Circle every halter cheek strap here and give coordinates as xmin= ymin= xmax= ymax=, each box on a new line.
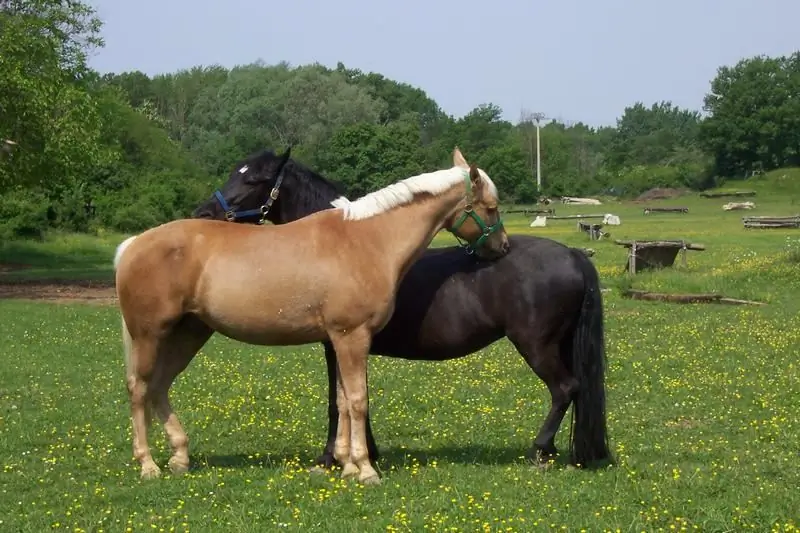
xmin=214 ymin=166 xmax=286 ymax=224
xmin=446 ymin=172 xmax=504 ymax=254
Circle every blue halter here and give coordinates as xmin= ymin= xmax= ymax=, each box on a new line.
xmin=214 ymin=166 xmax=286 ymax=224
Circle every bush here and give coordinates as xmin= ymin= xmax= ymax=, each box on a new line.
xmin=0 ymin=189 xmax=51 ymax=240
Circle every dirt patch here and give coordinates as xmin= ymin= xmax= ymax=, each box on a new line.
xmin=0 ymin=279 xmax=117 ymax=305
xmin=0 ymin=263 xmax=34 ymax=273
xmin=635 ymin=187 xmax=690 ymax=202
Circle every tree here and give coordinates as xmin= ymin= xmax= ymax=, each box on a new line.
xmin=700 ymin=53 xmax=800 ymax=177
xmin=184 ymin=63 xmax=386 ymax=176
xmin=606 ymin=101 xmax=702 ymax=170
xmin=0 ymin=0 xmax=114 ymax=190
xmin=316 ymin=114 xmax=425 ymax=197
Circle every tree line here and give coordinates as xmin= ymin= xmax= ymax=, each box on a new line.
xmin=2 ymin=0 xmax=799 ymax=239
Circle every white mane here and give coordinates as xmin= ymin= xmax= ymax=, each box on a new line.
xmin=330 ymin=166 xmax=498 ymax=221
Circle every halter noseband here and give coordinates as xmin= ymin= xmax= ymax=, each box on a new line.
xmin=447 ymin=171 xmax=504 ymax=255
xmin=214 ymin=166 xmax=287 ymax=224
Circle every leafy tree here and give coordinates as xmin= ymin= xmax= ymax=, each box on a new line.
xmin=0 ymin=0 xmax=115 ymax=190
xmin=184 ymin=63 xmax=386 ymax=176
xmin=700 ymin=53 xmax=800 ymax=177
xmin=316 ymin=114 xmax=425 ymax=197
xmin=606 ymin=101 xmax=703 ymax=170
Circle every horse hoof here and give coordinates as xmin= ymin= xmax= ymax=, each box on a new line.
xmin=359 ymin=473 xmax=381 ymax=486
xmin=341 ymin=463 xmax=359 ymax=479
xmin=314 ymin=455 xmax=337 ymax=470
xmin=140 ymin=463 xmax=162 ymax=480
xmin=168 ymin=456 xmax=189 ymax=475
xmin=309 ymin=465 xmax=329 ymax=476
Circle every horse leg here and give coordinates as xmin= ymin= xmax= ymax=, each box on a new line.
xmin=315 ymin=341 xmax=341 ymax=469
xmin=511 ymin=338 xmax=579 ymax=464
xmin=329 ymin=326 xmax=380 ymax=485
xmin=150 ymin=316 xmax=212 ymax=475
xmin=126 ymin=335 xmax=161 ymax=479
xmin=332 ymin=367 xmax=351 ymax=469
xmin=316 ymin=341 xmax=380 ymax=469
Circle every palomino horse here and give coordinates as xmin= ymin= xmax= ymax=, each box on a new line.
xmin=194 ymin=148 xmax=613 ymax=469
xmin=113 ymin=147 xmax=509 ymax=484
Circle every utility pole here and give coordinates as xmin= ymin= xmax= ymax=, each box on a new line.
xmin=531 ymin=112 xmax=546 ymax=193
xmin=519 ymin=110 xmax=548 ymax=193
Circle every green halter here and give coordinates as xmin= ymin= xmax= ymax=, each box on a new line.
xmin=447 ymin=171 xmax=504 ymax=254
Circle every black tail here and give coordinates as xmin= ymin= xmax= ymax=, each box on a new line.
xmin=567 ymin=248 xmax=612 ymax=467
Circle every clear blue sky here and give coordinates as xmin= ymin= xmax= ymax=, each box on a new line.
xmin=87 ymin=0 xmax=798 ymax=127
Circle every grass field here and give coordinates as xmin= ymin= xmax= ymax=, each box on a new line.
xmin=1 ymin=171 xmax=799 ymax=532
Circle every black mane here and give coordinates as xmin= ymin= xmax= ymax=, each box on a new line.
xmin=279 ymin=156 xmax=346 ymax=222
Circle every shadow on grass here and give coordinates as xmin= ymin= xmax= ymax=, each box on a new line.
xmin=190 ymin=443 xmax=588 ymax=472
xmin=189 ymin=451 xmax=317 ymax=471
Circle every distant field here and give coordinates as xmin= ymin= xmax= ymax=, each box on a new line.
xmin=1 ymin=173 xmax=799 ymax=531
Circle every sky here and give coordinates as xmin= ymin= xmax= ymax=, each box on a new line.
xmin=86 ymin=0 xmax=799 ymax=127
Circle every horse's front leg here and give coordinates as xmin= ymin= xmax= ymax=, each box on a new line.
xmin=316 ymin=341 xmax=381 ymax=469
xmin=329 ymin=326 xmax=380 ymax=485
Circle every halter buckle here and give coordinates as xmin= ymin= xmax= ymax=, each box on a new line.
xmin=225 ymin=210 xmax=236 ymax=222
xmin=269 ymin=188 xmax=280 ymax=201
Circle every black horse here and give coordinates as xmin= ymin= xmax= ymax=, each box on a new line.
xmin=193 ymin=147 xmax=612 ymax=468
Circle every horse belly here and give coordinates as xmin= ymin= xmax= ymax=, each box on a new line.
xmin=198 ymin=309 xmax=325 ymax=346
xmin=196 ymin=282 xmax=327 ymax=346
xmin=372 ymin=288 xmax=503 ymax=360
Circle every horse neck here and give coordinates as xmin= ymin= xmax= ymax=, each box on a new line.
xmin=275 ymin=178 xmax=341 ymax=224
xmin=362 ymin=184 xmax=466 ymax=283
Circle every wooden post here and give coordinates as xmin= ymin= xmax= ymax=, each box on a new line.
xmin=680 ymin=240 xmax=687 ymax=268
xmin=629 ymin=241 xmax=637 ymax=275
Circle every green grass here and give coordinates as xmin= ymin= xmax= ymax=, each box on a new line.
xmin=1 ymin=172 xmax=800 ymax=531
xmin=0 ymin=230 xmax=123 ymax=282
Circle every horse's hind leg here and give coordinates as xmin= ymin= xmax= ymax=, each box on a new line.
xmin=150 ymin=316 xmax=213 ymax=475
xmin=510 ymin=337 xmax=578 ymax=464
xmin=126 ymin=335 xmax=162 ymax=479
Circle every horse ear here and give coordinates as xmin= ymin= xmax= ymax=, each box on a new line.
xmin=453 ymin=146 xmax=469 ymax=169
xmin=469 ymin=164 xmax=482 ymax=189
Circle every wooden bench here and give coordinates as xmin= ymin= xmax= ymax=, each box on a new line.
xmin=614 ymin=239 xmax=706 ymax=274
xmin=577 ymin=221 xmax=608 ymax=241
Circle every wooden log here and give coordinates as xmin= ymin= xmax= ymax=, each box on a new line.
xmin=718 ymin=297 xmax=768 ymax=306
xmin=744 ymin=221 xmax=800 ymax=229
xmin=623 ymin=289 xmax=766 ymax=306
xmin=699 ymin=190 xmax=756 ymax=198
xmin=547 ymin=214 xmax=606 ymax=220
xmin=742 ymin=215 xmax=800 ymax=229
xmin=614 ymin=239 xmax=706 ymax=251
xmin=506 ymin=208 xmax=555 ymax=216
xmin=742 ymin=215 xmax=800 ymax=221
xmin=643 ymin=207 xmax=689 ymax=214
